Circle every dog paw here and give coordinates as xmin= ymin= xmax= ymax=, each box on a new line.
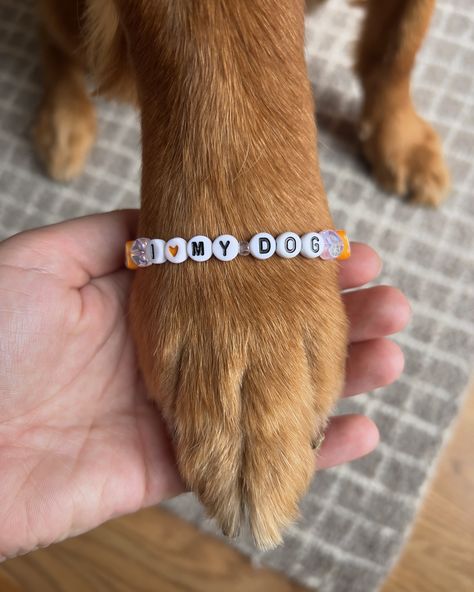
xmin=130 ymin=256 xmax=347 ymax=548
xmin=33 ymin=91 xmax=96 ymax=182
xmin=360 ymin=106 xmax=450 ymax=207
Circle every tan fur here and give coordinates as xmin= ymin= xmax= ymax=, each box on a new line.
xmin=355 ymin=0 xmax=450 ymax=205
xmin=34 ymin=0 xmax=448 ymax=548
xmin=84 ymin=0 xmax=137 ymax=103
xmin=34 ymin=2 xmax=96 ymax=182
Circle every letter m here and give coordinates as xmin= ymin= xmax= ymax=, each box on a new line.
xmin=191 ymin=241 xmax=205 ymax=257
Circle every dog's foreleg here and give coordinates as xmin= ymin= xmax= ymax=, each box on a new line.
xmin=355 ymin=0 xmax=449 ymax=206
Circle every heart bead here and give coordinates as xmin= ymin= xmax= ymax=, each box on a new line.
xmin=165 ymin=238 xmax=188 ymax=263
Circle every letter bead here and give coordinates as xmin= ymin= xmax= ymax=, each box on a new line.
xmin=150 ymin=239 xmax=166 ymax=264
xmin=187 ymin=235 xmax=212 ymax=261
xmin=276 ymin=232 xmax=301 ymax=258
xmin=301 ymin=232 xmax=323 ymax=259
xmin=212 ymin=234 xmax=240 ymax=261
xmin=165 ymin=237 xmax=188 ymax=263
xmin=249 ymin=232 xmax=276 ymax=260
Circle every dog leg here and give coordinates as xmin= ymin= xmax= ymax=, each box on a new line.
xmin=355 ymin=0 xmax=450 ymax=206
xmin=34 ymin=1 xmax=96 ymax=182
xmin=114 ymin=0 xmax=347 ymax=548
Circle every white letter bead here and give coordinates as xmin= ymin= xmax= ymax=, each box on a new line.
xmin=276 ymin=232 xmax=301 ymax=258
xmin=212 ymin=235 xmax=240 ymax=261
xmin=165 ymin=237 xmax=188 ymax=263
xmin=150 ymin=239 xmax=166 ymax=263
xmin=187 ymin=235 xmax=212 ymax=261
xmin=249 ymin=233 xmax=276 ymax=260
xmin=301 ymin=232 xmax=323 ymax=258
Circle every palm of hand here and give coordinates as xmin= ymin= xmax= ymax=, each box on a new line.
xmin=0 ymin=217 xmax=181 ymax=559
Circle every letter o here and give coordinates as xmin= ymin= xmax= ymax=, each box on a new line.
xmin=276 ymin=232 xmax=302 ymax=258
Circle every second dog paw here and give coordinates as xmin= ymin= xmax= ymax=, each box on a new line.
xmin=360 ymin=106 xmax=450 ymax=207
xmin=33 ymin=90 xmax=96 ymax=182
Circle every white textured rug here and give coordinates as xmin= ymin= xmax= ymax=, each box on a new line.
xmin=0 ymin=1 xmax=473 ymax=591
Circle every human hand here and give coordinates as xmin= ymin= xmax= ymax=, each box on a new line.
xmin=0 ymin=210 xmax=409 ymax=558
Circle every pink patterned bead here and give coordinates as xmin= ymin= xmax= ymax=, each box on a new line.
xmin=320 ymin=230 xmax=344 ymax=260
xmin=130 ymin=237 xmax=152 ymax=267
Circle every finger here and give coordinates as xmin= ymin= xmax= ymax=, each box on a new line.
xmin=2 ymin=209 xmax=139 ymax=287
xmin=48 ymin=209 xmax=139 ymax=283
xmin=343 ymin=338 xmax=404 ymax=397
xmin=339 ymin=243 xmax=382 ymax=290
xmin=316 ymin=414 xmax=379 ymax=469
xmin=345 ymin=285 xmax=411 ymax=343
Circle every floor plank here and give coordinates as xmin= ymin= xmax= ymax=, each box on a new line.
xmin=1 ymin=508 xmax=307 ymax=592
xmin=0 ymin=570 xmax=22 ymax=592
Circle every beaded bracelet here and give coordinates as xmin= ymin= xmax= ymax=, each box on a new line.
xmin=125 ymin=229 xmax=350 ymax=269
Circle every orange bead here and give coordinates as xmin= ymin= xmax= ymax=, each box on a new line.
xmin=336 ymin=230 xmax=351 ymax=260
xmin=125 ymin=240 xmax=138 ymax=270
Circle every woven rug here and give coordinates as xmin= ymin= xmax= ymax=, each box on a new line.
xmin=0 ymin=1 xmax=473 ymax=591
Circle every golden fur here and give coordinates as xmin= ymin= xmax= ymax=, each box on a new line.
xmin=34 ymin=0 xmax=448 ymax=548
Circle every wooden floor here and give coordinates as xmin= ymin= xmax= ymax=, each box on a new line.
xmin=382 ymin=380 xmax=474 ymax=592
xmin=0 ymin=508 xmax=306 ymax=592
xmin=1 ymin=384 xmax=473 ymax=592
